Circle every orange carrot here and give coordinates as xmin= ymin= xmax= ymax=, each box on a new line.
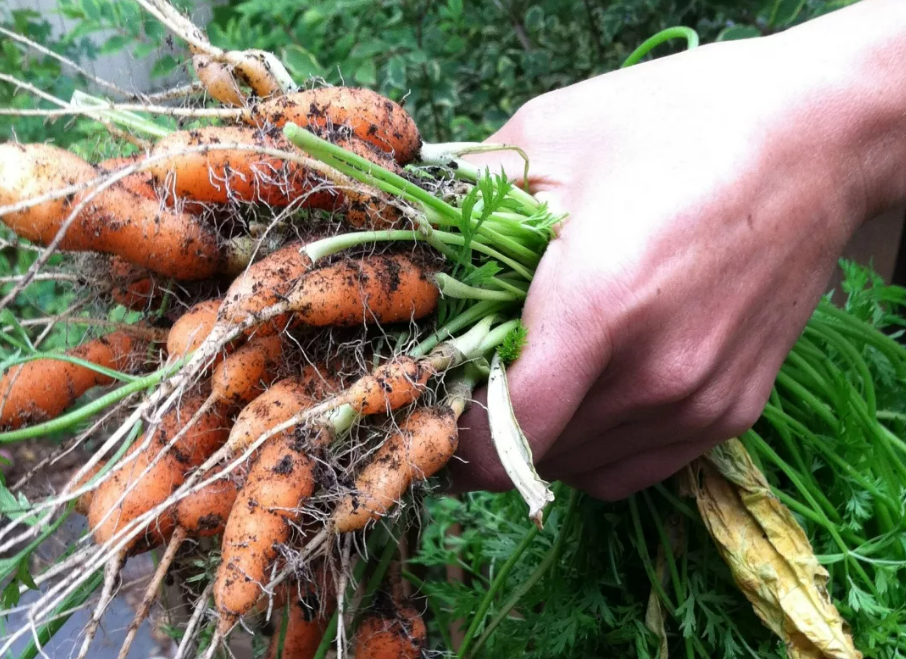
xmin=167 ymin=299 xmax=223 ymax=358
xmin=332 ymin=406 xmax=458 ymax=534
xmin=97 ymin=156 xmax=157 ymax=200
xmin=282 ymin=254 xmax=438 ymax=328
xmin=87 ymin=388 xmax=231 ymax=554
xmin=148 ymin=126 xmax=334 ymax=207
xmin=245 ymin=88 xmax=421 ymax=164
xmin=219 ymin=241 xmax=312 ymax=326
xmin=226 ymin=365 xmax=336 ymax=457
xmin=171 ymin=464 xmax=243 ymax=537
xmin=108 ymin=257 xmax=161 ymax=311
xmin=0 ymin=331 xmax=142 ymax=429
xmin=0 ymin=143 xmax=223 ymax=280
xmin=192 ymin=54 xmax=245 ymax=107
xmin=266 ymin=578 xmax=335 ymax=659
xmin=73 ymin=461 xmax=106 ymax=516
xmin=353 ymin=601 xmax=426 ymax=659
xmin=345 ymin=356 xmax=432 ymax=415
xmin=214 ymin=425 xmax=329 ymax=627
xmin=211 ymin=333 xmax=285 ymax=404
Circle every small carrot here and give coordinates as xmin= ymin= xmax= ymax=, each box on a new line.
xmin=211 ymin=333 xmax=285 ymax=404
xmin=0 ymin=331 xmax=143 ymax=429
xmin=108 ymin=257 xmax=161 ymax=312
xmin=0 ymin=143 xmax=224 ymax=280
xmin=332 ymin=405 xmax=459 ymax=534
xmin=218 ymin=241 xmax=312 ymax=326
xmin=266 ymin=578 xmax=335 ymax=659
xmin=244 ymin=87 xmax=421 ymax=164
xmin=87 ymin=388 xmax=231 ymax=554
xmin=353 ymin=601 xmax=427 ymax=659
xmin=192 ymin=54 xmax=245 ymax=107
xmin=214 ymin=425 xmax=329 ymax=628
xmin=344 ymin=356 xmax=433 ymax=415
xmin=226 ymin=366 xmax=336 ymax=458
xmin=167 ymin=299 xmax=223 ymax=358
xmin=73 ymin=461 xmax=106 ymax=516
xmin=171 ymin=464 xmax=243 ymax=538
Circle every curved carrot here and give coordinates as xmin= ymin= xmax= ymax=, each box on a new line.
xmin=332 ymin=406 xmax=458 ymax=534
xmin=171 ymin=464 xmax=243 ymax=537
xmin=193 ymin=54 xmax=245 ymax=107
xmin=0 ymin=331 xmax=142 ymax=429
xmin=87 ymin=388 xmax=231 ymax=554
xmin=284 ymin=254 xmax=439 ymax=327
xmin=0 ymin=144 xmax=224 ymax=280
xmin=219 ymin=241 xmax=312 ymax=326
xmin=226 ymin=365 xmax=336 ymax=457
xmin=244 ymin=87 xmax=421 ymax=164
xmin=345 ymin=356 xmax=433 ymax=415
xmin=149 ymin=126 xmax=334 ymax=207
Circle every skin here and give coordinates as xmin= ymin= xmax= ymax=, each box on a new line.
xmin=453 ymin=0 xmax=906 ymax=500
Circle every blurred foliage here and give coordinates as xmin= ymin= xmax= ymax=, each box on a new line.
xmin=3 ymin=0 xmax=863 ymax=147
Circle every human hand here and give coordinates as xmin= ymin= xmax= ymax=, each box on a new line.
xmin=452 ymin=0 xmax=906 ymax=500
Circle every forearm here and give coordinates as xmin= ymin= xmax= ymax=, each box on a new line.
xmin=771 ymin=0 xmax=906 ymax=221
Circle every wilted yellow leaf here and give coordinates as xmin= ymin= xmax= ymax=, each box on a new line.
xmin=688 ymin=438 xmax=860 ymax=659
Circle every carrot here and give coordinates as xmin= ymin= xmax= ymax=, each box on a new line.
xmin=226 ymin=366 xmax=336 ymax=457
xmin=167 ymin=299 xmax=223 ymax=358
xmin=353 ymin=601 xmax=426 ymax=659
xmin=116 ymin=460 xmax=246 ymax=659
xmin=345 ymin=356 xmax=433 ymax=415
xmin=0 ymin=331 xmax=142 ymax=430
xmin=266 ymin=579 xmax=334 ymax=659
xmin=97 ymin=156 xmax=157 ymax=200
xmin=87 ymin=388 xmax=231 ymax=554
xmin=211 ymin=333 xmax=285 ymax=404
xmin=148 ymin=127 xmax=401 ymax=228
xmin=214 ymin=425 xmax=329 ymax=626
xmin=244 ymin=88 xmax=421 ymax=164
xmin=148 ymin=126 xmax=334 ymax=207
xmin=282 ymin=254 xmax=439 ymax=328
xmin=73 ymin=461 xmax=106 ymax=516
xmin=0 ymin=143 xmax=224 ymax=280
xmin=171 ymin=464 xmax=242 ymax=537
xmin=332 ymin=406 xmax=458 ymax=534
xmin=193 ymin=54 xmax=245 ymax=107
xmin=218 ymin=241 xmax=312 ymax=326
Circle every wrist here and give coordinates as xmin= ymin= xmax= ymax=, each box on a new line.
xmin=769 ymin=0 xmax=906 ymax=225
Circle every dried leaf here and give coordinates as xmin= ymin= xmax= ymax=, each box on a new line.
xmin=486 ymin=352 xmax=554 ymax=528
xmin=689 ymin=438 xmax=861 ymax=659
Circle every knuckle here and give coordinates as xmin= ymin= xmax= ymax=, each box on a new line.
xmin=723 ymin=387 xmax=771 ymax=437
xmin=653 ymin=353 xmax=711 ymax=403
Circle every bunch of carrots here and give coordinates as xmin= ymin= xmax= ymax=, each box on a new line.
xmin=0 ymin=12 xmax=557 ymax=656
xmin=1 ymin=3 xmax=899 ymax=658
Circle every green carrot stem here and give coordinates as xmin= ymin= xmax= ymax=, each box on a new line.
xmin=0 ymin=357 xmax=187 ymax=443
xmin=0 ymin=352 xmax=138 ymax=383
xmin=621 ymin=26 xmax=700 ymax=68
